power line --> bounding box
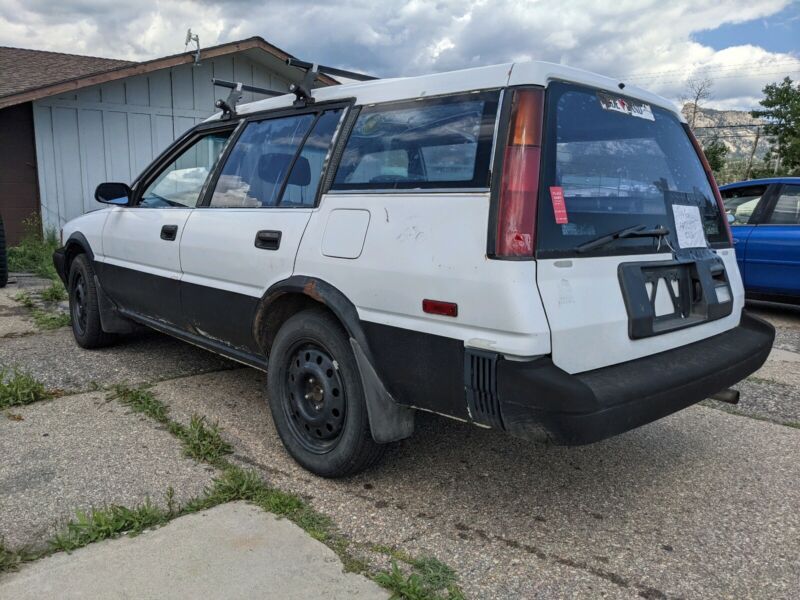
[694,124,761,129]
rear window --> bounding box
[537,82,727,257]
[332,91,499,190]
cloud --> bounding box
[0,0,797,109]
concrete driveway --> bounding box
[1,276,798,599]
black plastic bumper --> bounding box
[498,311,775,445]
[53,248,67,285]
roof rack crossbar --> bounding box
[285,58,379,82]
[212,78,285,119]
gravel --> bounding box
[0,327,235,393]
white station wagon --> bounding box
[54,60,775,477]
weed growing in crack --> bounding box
[0,368,50,408]
[40,283,67,303]
[373,547,465,600]
[179,416,233,463]
[49,500,170,553]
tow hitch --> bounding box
[709,388,740,404]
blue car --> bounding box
[720,177,800,304]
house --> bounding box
[0,37,337,245]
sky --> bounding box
[0,0,798,111]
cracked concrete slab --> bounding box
[0,391,217,550]
[152,367,800,599]
[0,502,388,600]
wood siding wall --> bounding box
[32,54,290,230]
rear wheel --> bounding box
[267,309,385,477]
[68,254,114,348]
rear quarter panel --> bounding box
[294,192,551,357]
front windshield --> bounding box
[537,82,727,258]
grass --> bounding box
[40,283,67,303]
[373,547,465,600]
[31,310,70,330]
[49,500,171,553]
[13,290,70,330]
[0,368,50,409]
[7,216,60,282]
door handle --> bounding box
[161,225,179,241]
[255,230,282,250]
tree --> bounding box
[751,77,800,174]
[702,135,728,174]
[681,75,714,129]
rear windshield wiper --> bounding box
[575,224,671,254]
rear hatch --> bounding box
[535,82,741,374]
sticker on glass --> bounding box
[597,92,655,121]
[550,186,569,224]
[671,204,707,249]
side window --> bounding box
[767,185,800,225]
[281,109,343,207]
[139,132,231,208]
[332,91,499,190]
[721,185,768,225]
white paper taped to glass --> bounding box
[671,204,707,249]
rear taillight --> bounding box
[685,125,733,246]
[495,88,544,257]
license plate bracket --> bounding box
[618,250,734,339]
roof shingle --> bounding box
[0,47,134,99]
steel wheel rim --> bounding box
[283,341,346,454]
[72,273,87,335]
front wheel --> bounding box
[267,309,386,477]
[68,254,114,348]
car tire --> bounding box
[0,215,7,288]
[68,254,114,348]
[267,308,386,478]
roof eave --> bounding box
[0,36,338,110]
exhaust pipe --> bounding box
[710,388,740,404]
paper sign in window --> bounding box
[671,204,707,249]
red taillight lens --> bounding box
[685,125,733,246]
[496,88,544,257]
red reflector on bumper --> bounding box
[422,299,458,317]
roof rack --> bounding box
[212,60,379,118]
[285,58,378,107]
[212,78,283,119]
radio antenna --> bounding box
[184,29,201,66]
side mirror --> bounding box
[95,182,132,205]
[727,213,736,225]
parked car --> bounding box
[720,177,800,304]
[54,61,775,477]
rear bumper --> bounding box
[497,311,775,445]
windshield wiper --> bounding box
[575,224,671,254]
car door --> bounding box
[179,105,346,352]
[744,183,800,298]
[721,183,770,283]
[99,125,235,325]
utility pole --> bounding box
[744,126,760,180]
